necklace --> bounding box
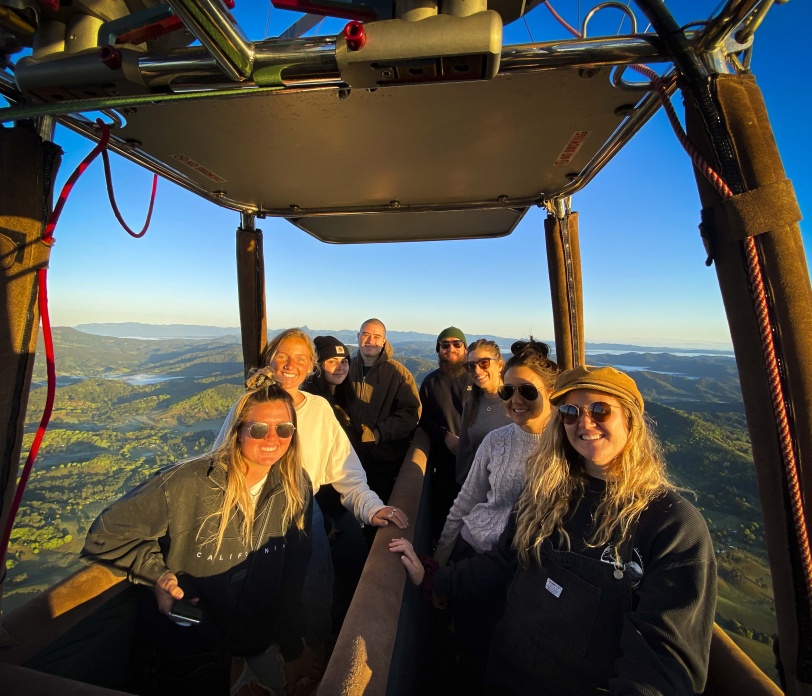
[484,392,500,412]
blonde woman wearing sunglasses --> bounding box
[216,329,407,663]
[82,372,314,694]
[395,365,716,695]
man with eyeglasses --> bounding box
[418,327,471,538]
[348,318,421,511]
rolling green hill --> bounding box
[6,331,776,679]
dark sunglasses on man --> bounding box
[440,340,464,350]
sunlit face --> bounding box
[438,338,467,365]
[467,349,503,393]
[561,390,629,478]
[358,321,386,360]
[502,366,551,434]
[269,337,313,391]
[239,401,294,472]
[323,356,349,386]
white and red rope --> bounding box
[544,0,812,610]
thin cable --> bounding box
[617,1,631,34]
[263,0,272,39]
[523,16,536,42]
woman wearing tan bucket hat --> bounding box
[392,365,716,695]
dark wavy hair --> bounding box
[504,338,559,393]
[464,339,504,426]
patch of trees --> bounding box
[716,615,774,646]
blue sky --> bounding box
[33,1,810,348]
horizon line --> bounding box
[64,323,735,352]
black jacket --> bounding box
[435,480,716,695]
[348,341,421,466]
[81,455,312,660]
[418,366,471,465]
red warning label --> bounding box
[172,154,227,183]
[555,131,590,166]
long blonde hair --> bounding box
[207,373,308,558]
[513,393,673,567]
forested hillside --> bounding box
[5,330,776,678]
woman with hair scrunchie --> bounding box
[391,365,716,695]
[395,339,558,692]
[82,370,314,695]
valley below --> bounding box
[4,328,777,681]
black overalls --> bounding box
[486,507,640,695]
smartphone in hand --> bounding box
[167,599,203,626]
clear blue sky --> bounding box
[34,1,809,348]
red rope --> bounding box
[0,122,108,558]
[42,122,111,245]
[543,0,812,610]
[543,1,580,38]
[0,269,57,558]
[634,58,812,617]
[0,119,158,559]
[102,147,158,238]
[743,236,812,610]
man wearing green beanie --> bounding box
[420,327,470,539]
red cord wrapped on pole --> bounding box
[0,123,108,556]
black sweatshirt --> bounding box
[435,478,716,695]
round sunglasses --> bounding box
[243,421,296,439]
[497,384,539,401]
[557,402,615,425]
[463,358,496,373]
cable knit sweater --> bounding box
[434,423,542,566]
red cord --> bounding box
[544,0,812,610]
[0,125,108,557]
[102,147,158,238]
[42,122,111,246]
[632,52,812,616]
[0,268,58,559]
[0,119,157,559]
[543,1,580,38]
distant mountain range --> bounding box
[12,324,772,676]
[73,323,734,355]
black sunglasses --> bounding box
[463,358,495,373]
[440,340,464,349]
[497,384,539,401]
[243,421,296,439]
[557,402,615,426]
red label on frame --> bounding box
[172,154,227,183]
[555,131,590,166]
